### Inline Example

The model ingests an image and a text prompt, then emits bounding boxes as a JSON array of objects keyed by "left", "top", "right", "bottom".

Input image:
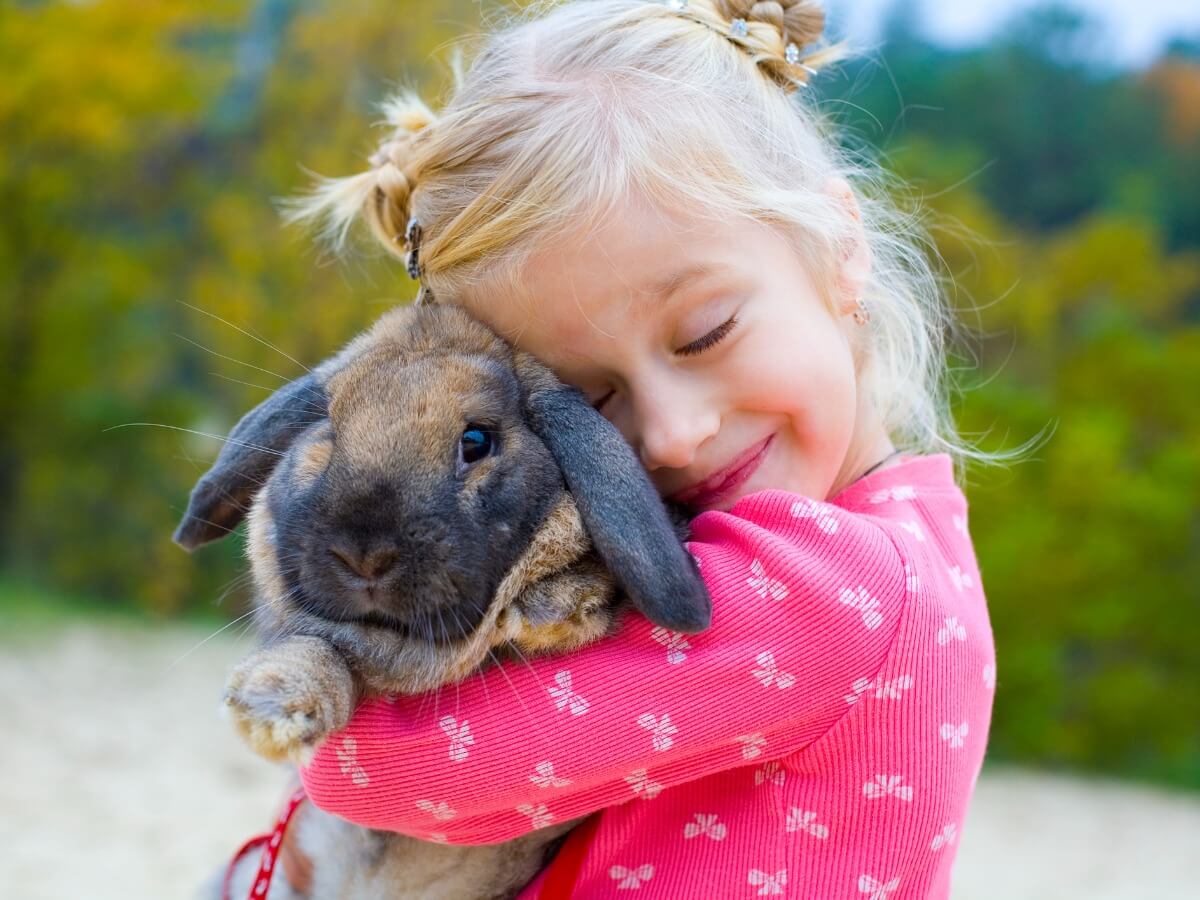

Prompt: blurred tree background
[{"left": 1, "top": 1, "right": 1197, "bottom": 790}]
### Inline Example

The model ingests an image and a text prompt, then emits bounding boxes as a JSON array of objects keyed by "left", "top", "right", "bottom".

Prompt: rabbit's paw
[{"left": 223, "top": 636, "right": 355, "bottom": 765}]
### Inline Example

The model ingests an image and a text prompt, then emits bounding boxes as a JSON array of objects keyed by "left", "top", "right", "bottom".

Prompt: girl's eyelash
[{"left": 676, "top": 315, "right": 738, "bottom": 357}]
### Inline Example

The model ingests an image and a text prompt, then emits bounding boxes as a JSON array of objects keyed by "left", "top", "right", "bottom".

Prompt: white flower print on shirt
[
  {"left": 516, "top": 803, "right": 554, "bottom": 829},
  {"left": 650, "top": 627, "right": 690, "bottom": 665},
  {"left": 754, "top": 761, "right": 786, "bottom": 787},
  {"left": 949, "top": 565, "right": 975, "bottom": 592},
  {"left": 846, "top": 675, "right": 913, "bottom": 704},
  {"left": 610, "top": 864, "right": 654, "bottom": 890},
  {"left": 863, "top": 774, "right": 913, "bottom": 802},
  {"left": 940, "top": 721, "right": 969, "bottom": 749},
  {"left": 530, "top": 761, "right": 571, "bottom": 788},
  {"left": 859, "top": 874, "right": 901, "bottom": 899},
  {"left": 749, "top": 869, "right": 788, "bottom": 895},
  {"left": 335, "top": 737, "right": 369, "bottom": 786},
  {"left": 684, "top": 813, "right": 728, "bottom": 841},
  {"left": 414, "top": 799, "right": 456, "bottom": 821},
  {"left": 637, "top": 713, "right": 678, "bottom": 751},
  {"left": 790, "top": 498, "right": 838, "bottom": 534},
  {"left": 905, "top": 564, "right": 920, "bottom": 594},
  {"left": 735, "top": 733, "right": 767, "bottom": 759},
  {"left": 785, "top": 808, "right": 829, "bottom": 839},
  {"left": 937, "top": 617, "right": 967, "bottom": 645},
  {"left": 869, "top": 485, "right": 916, "bottom": 505},
  {"left": 438, "top": 716, "right": 475, "bottom": 762},
  {"left": 624, "top": 768, "right": 664, "bottom": 800},
  {"left": 752, "top": 651, "right": 796, "bottom": 689},
  {"left": 839, "top": 586, "right": 884, "bottom": 630},
  {"left": 548, "top": 670, "right": 589, "bottom": 715},
  {"left": 931, "top": 823, "right": 958, "bottom": 851},
  {"left": 747, "top": 559, "right": 789, "bottom": 601}
]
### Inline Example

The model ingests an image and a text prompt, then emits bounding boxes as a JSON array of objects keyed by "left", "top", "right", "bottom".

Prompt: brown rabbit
[{"left": 175, "top": 303, "right": 710, "bottom": 899}]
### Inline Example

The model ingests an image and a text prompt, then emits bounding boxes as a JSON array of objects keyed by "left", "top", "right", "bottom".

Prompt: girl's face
[{"left": 458, "top": 195, "right": 893, "bottom": 511}]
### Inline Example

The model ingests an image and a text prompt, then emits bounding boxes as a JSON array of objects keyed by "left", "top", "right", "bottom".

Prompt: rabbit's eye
[{"left": 460, "top": 426, "right": 495, "bottom": 465}]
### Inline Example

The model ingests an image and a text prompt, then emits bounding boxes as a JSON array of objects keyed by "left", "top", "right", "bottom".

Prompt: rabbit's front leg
[{"left": 224, "top": 635, "right": 357, "bottom": 765}]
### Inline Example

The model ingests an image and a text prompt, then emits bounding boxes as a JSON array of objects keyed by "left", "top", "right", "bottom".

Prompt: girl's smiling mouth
[{"left": 669, "top": 433, "right": 775, "bottom": 510}]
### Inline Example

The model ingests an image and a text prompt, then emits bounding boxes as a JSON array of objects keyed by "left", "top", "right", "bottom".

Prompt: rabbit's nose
[{"left": 329, "top": 544, "right": 400, "bottom": 581}]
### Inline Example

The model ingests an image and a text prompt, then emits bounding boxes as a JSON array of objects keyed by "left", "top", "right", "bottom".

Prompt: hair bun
[{"left": 689, "top": 0, "right": 836, "bottom": 90}]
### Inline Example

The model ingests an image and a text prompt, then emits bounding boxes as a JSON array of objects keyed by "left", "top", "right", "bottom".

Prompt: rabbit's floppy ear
[
  {"left": 517, "top": 355, "right": 712, "bottom": 634},
  {"left": 173, "top": 374, "right": 327, "bottom": 551}
]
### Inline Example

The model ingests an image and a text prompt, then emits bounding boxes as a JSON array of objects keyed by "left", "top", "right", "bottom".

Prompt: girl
[{"left": 287, "top": 0, "right": 996, "bottom": 896}]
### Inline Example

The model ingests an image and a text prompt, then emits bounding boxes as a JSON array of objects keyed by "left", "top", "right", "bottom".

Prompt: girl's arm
[{"left": 300, "top": 489, "right": 907, "bottom": 843}]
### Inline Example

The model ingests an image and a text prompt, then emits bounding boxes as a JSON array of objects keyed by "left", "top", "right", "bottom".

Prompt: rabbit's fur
[{"left": 176, "top": 304, "right": 710, "bottom": 899}]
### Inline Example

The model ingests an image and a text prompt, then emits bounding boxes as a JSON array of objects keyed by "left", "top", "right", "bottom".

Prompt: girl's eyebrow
[{"left": 646, "top": 263, "right": 729, "bottom": 305}]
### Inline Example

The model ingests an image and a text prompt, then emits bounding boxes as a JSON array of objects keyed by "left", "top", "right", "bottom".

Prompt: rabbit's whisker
[
  {"left": 105, "top": 422, "right": 287, "bottom": 457},
  {"left": 177, "top": 301, "right": 313, "bottom": 375},
  {"left": 172, "top": 332, "right": 300, "bottom": 386}
]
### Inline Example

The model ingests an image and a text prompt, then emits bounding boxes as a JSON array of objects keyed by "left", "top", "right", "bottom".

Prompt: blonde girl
[{"left": 287, "top": 0, "right": 996, "bottom": 896}]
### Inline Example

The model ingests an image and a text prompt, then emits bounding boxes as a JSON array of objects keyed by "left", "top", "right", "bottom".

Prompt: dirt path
[{"left": 2, "top": 621, "right": 1197, "bottom": 899}]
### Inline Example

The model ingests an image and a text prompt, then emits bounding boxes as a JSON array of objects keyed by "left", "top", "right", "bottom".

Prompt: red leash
[{"left": 222, "top": 786, "right": 307, "bottom": 900}]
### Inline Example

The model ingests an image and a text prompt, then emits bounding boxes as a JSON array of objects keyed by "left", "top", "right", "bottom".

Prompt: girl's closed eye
[
  {"left": 676, "top": 313, "right": 739, "bottom": 357},
  {"left": 590, "top": 314, "right": 740, "bottom": 410}
]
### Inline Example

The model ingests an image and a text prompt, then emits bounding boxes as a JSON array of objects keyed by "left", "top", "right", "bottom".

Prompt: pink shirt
[{"left": 301, "top": 454, "right": 996, "bottom": 898}]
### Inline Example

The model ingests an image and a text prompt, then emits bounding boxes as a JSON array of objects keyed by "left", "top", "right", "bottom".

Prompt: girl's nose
[{"left": 635, "top": 387, "right": 720, "bottom": 472}]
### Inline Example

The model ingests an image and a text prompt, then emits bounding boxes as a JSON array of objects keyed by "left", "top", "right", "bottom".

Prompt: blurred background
[{"left": 1, "top": 0, "right": 1197, "bottom": 897}]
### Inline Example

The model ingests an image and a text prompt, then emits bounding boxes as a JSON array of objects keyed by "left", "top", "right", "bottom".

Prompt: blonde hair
[{"left": 286, "top": 0, "right": 994, "bottom": 468}]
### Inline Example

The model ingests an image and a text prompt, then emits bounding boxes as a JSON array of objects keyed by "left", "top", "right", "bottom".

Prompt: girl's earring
[{"left": 852, "top": 298, "right": 870, "bottom": 326}]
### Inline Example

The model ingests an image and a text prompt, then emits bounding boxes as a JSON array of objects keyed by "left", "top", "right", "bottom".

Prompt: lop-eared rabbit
[{"left": 175, "top": 304, "right": 711, "bottom": 899}]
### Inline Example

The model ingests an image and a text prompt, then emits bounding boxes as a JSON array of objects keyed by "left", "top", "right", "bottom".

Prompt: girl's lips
[{"left": 669, "top": 434, "right": 775, "bottom": 509}]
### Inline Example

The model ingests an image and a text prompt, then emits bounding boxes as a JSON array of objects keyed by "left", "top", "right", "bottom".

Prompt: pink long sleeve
[{"left": 300, "top": 455, "right": 995, "bottom": 898}]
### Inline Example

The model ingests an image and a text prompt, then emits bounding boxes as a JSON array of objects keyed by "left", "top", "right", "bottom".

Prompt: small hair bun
[{"left": 678, "top": 0, "right": 839, "bottom": 91}]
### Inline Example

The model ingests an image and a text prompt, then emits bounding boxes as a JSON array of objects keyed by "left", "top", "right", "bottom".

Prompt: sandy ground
[{"left": 2, "top": 620, "right": 1198, "bottom": 899}]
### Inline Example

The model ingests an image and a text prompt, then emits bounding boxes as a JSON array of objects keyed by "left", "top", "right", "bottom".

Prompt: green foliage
[{"left": 1, "top": 2, "right": 1197, "bottom": 788}]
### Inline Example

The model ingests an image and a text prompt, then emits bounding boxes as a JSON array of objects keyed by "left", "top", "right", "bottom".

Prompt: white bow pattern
[
  {"left": 530, "top": 760, "right": 571, "bottom": 788},
  {"left": 336, "top": 737, "right": 369, "bottom": 786},
  {"left": 839, "top": 585, "right": 884, "bottom": 630},
  {"left": 931, "top": 822, "right": 958, "bottom": 851},
  {"left": 516, "top": 803, "right": 554, "bottom": 829},
  {"left": 414, "top": 799, "right": 456, "bottom": 820},
  {"left": 438, "top": 716, "right": 475, "bottom": 762},
  {"left": 937, "top": 616, "right": 967, "bottom": 645},
  {"left": 863, "top": 774, "right": 913, "bottom": 802},
  {"left": 899, "top": 520, "right": 926, "bottom": 542},
  {"left": 752, "top": 651, "right": 796, "bottom": 689},
  {"left": 845, "top": 674, "right": 913, "bottom": 704},
  {"left": 905, "top": 564, "right": 920, "bottom": 594},
  {"left": 868, "top": 485, "right": 916, "bottom": 504},
  {"left": 637, "top": 712, "right": 678, "bottom": 751},
  {"left": 684, "top": 813, "right": 728, "bottom": 841},
  {"left": 790, "top": 498, "right": 839, "bottom": 534},
  {"left": 748, "top": 869, "right": 788, "bottom": 895},
  {"left": 548, "top": 670, "right": 590, "bottom": 715},
  {"left": 785, "top": 808, "right": 830, "bottom": 839},
  {"left": 610, "top": 864, "right": 655, "bottom": 890},
  {"left": 747, "top": 558, "right": 790, "bottom": 601},
  {"left": 735, "top": 733, "right": 767, "bottom": 759},
  {"left": 859, "top": 875, "right": 901, "bottom": 899},
  {"left": 650, "top": 627, "right": 690, "bottom": 665},
  {"left": 624, "top": 768, "right": 664, "bottom": 799},
  {"left": 949, "top": 565, "right": 975, "bottom": 592},
  {"left": 940, "top": 721, "right": 969, "bottom": 749},
  {"left": 754, "top": 761, "right": 786, "bottom": 787},
  {"left": 983, "top": 663, "right": 997, "bottom": 690}
]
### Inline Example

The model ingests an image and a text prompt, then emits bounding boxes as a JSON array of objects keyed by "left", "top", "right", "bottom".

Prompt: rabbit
[{"left": 175, "top": 302, "right": 711, "bottom": 899}]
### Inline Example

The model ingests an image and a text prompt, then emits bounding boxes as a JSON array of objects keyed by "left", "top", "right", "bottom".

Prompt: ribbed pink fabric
[{"left": 301, "top": 454, "right": 995, "bottom": 898}]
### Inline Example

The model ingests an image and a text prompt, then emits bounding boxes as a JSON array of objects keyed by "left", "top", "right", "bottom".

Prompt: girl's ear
[
  {"left": 826, "top": 177, "right": 872, "bottom": 317},
  {"left": 173, "top": 375, "right": 328, "bottom": 551},
  {"left": 515, "top": 353, "right": 712, "bottom": 634}
]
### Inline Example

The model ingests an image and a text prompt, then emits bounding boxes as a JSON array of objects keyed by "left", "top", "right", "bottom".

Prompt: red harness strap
[{"left": 222, "top": 786, "right": 307, "bottom": 900}]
